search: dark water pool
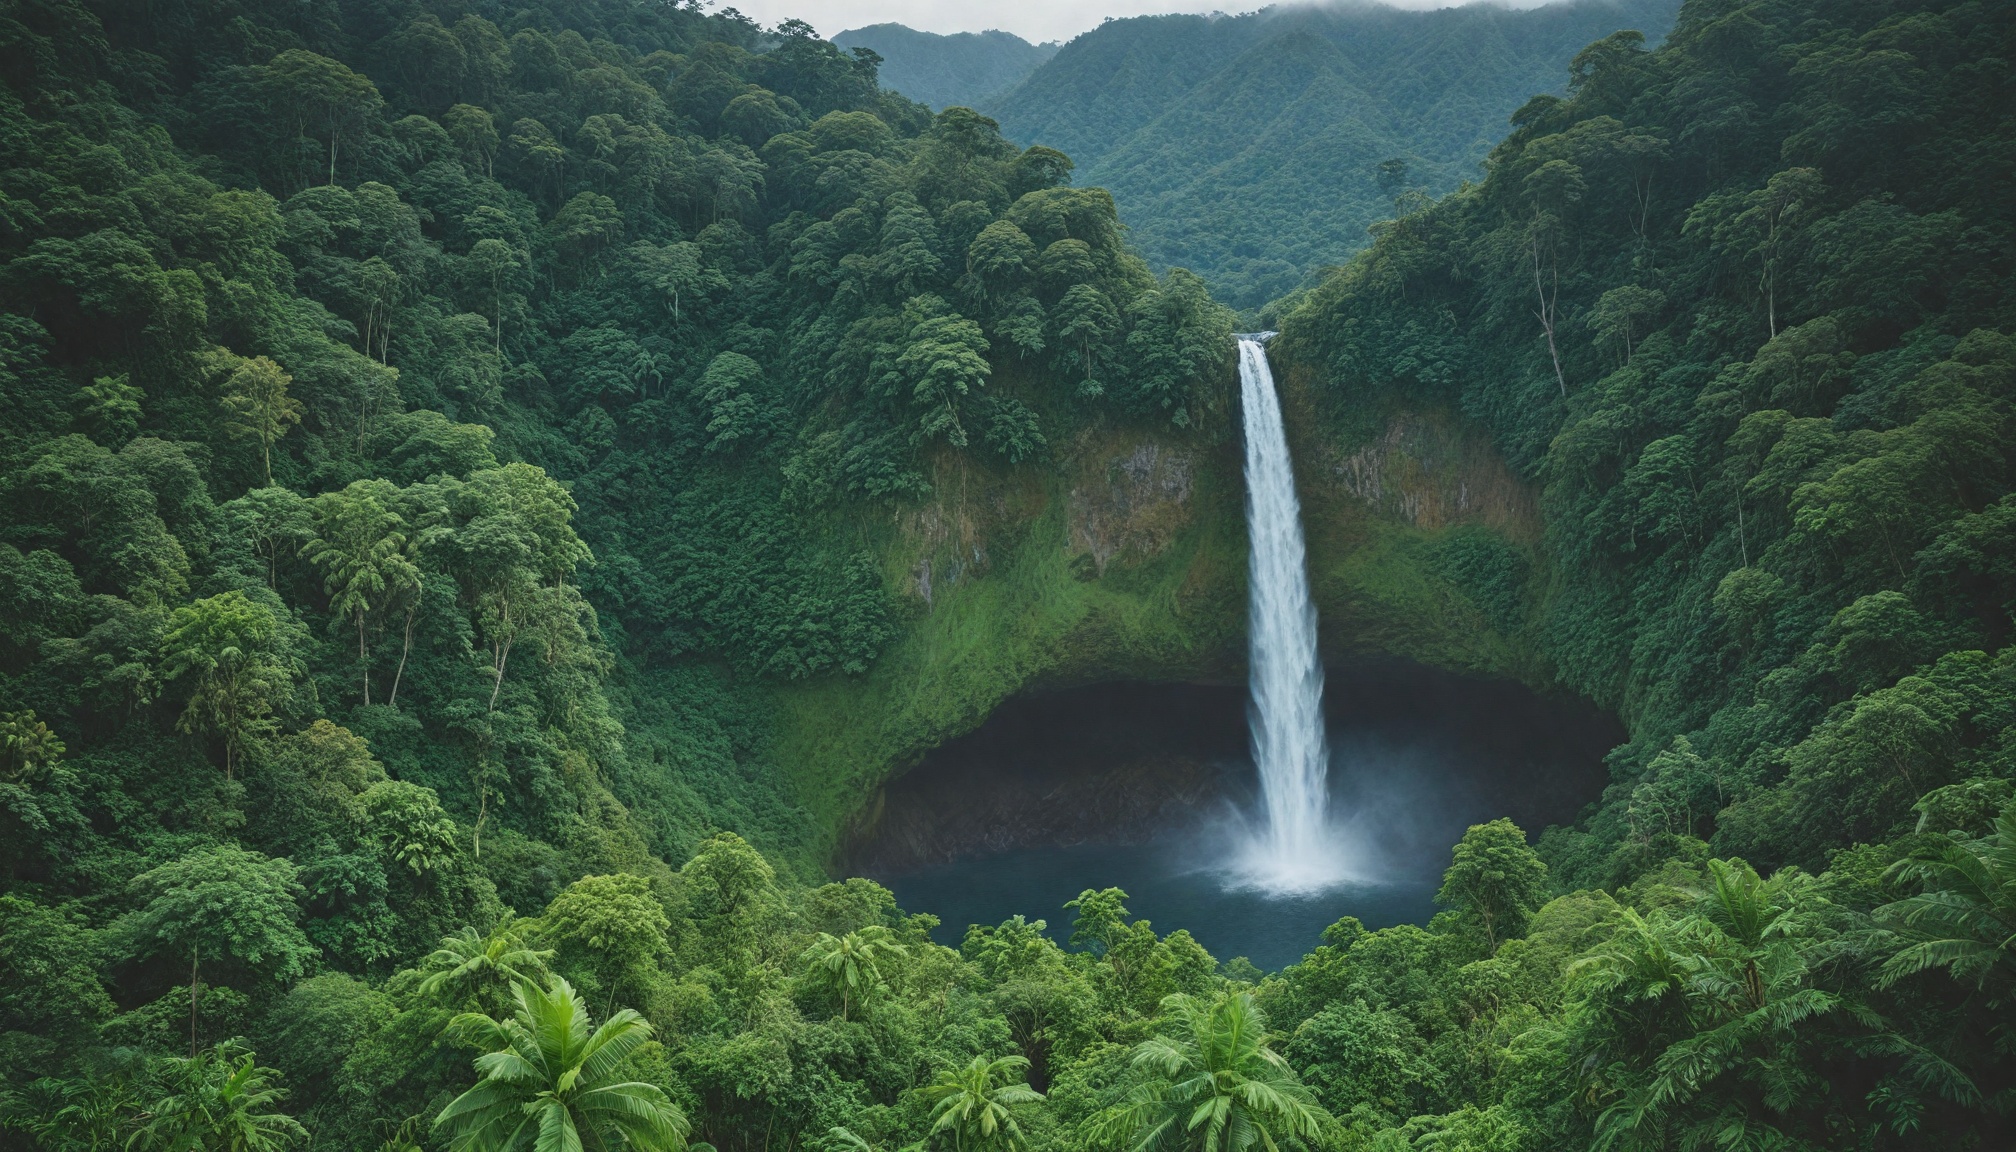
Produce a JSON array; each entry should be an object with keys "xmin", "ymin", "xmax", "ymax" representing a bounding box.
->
[
  {"xmin": 880, "ymin": 839, "xmax": 1438, "ymax": 971},
  {"xmin": 857, "ymin": 660, "xmax": 1622, "ymax": 971}
]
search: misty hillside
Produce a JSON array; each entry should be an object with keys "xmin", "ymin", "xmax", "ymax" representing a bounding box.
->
[
  {"xmin": 833, "ymin": 23, "xmax": 1059, "ymax": 109},
  {"xmin": 986, "ymin": 0, "xmax": 1683, "ymax": 308}
]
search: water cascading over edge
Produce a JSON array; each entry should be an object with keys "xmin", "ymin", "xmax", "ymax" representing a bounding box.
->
[{"xmin": 1233, "ymin": 335, "xmax": 1342, "ymax": 891}]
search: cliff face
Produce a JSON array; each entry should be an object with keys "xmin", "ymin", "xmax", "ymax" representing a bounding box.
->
[{"xmin": 767, "ymin": 355, "xmax": 1554, "ymax": 866}]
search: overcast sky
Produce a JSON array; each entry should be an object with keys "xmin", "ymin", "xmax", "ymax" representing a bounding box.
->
[{"xmin": 727, "ymin": 0, "xmax": 1565, "ymax": 46}]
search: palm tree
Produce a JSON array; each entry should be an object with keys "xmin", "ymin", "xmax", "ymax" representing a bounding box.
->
[
  {"xmin": 129, "ymin": 1041, "xmax": 307, "ymax": 1152},
  {"xmin": 1579, "ymin": 861, "xmax": 1843, "ymax": 1152},
  {"xmin": 800, "ymin": 925, "xmax": 908, "ymax": 1021},
  {"xmin": 417, "ymin": 921, "xmax": 554, "ymax": 1009},
  {"xmin": 1879, "ymin": 798, "xmax": 2016, "ymax": 1002},
  {"xmin": 433, "ymin": 978, "xmax": 689, "ymax": 1152},
  {"xmin": 1569, "ymin": 859, "xmax": 1977, "ymax": 1152},
  {"xmin": 922, "ymin": 1056, "xmax": 1043, "ymax": 1152},
  {"xmin": 1091, "ymin": 992, "xmax": 1328, "ymax": 1152}
]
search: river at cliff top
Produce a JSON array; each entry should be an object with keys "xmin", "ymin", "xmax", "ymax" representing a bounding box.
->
[{"xmin": 854, "ymin": 662, "xmax": 1622, "ymax": 971}]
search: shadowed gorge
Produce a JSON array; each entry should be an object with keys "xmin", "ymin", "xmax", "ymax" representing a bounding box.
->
[{"xmin": 851, "ymin": 663, "xmax": 1621, "ymax": 878}]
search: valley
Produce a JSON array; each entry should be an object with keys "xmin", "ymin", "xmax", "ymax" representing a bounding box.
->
[{"xmin": 1, "ymin": 0, "xmax": 2013, "ymax": 1150}]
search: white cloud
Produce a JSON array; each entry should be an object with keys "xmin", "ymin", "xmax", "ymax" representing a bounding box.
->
[{"xmin": 727, "ymin": 0, "xmax": 1562, "ymax": 47}]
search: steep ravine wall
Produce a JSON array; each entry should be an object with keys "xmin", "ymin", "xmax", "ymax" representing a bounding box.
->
[
  {"xmin": 1278, "ymin": 359, "xmax": 1553, "ymax": 683},
  {"xmin": 766, "ymin": 355, "xmax": 1557, "ymax": 867}
]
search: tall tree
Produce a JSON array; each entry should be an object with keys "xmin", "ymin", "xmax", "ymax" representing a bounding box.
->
[
  {"xmin": 157, "ymin": 591, "xmax": 291, "ymax": 777},
  {"xmin": 1435, "ymin": 819, "xmax": 1549, "ymax": 952},
  {"xmin": 302, "ymin": 482, "xmax": 421, "ymax": 707},
  {"xmin": 219, "ymin": 357, "xmax": 304, "ymax": 486},
  {"xmin": 799, "ymin": 926, "xmax": 908, "ymax": 1021},
  {"xmin": 442, "ymin": 464, "xmax": 591, "ymax": 709},
  {"xmin": 257, "ymin": 50, "xmax": 384, "ymax": 189}
]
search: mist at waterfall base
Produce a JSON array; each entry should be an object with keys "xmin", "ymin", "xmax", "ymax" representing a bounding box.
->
[{"xmin": 864, "ymin": 668, "xmax": 1620, "ymax": 971}]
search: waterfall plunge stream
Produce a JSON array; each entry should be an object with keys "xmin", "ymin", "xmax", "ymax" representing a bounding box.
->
[{"xmin": 1232, "ymin": 335, "xmax": 1348, "ymax": 892}]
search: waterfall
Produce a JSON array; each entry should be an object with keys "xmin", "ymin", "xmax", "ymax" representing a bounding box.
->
[{"xmin": 1233, "ymin": 335, "xmax": 1340, "ymax": 891}]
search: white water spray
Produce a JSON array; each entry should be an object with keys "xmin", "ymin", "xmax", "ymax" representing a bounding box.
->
[{"xmin": 1231, "ymin": 335, "xmax": 1345, "ymax": 891}]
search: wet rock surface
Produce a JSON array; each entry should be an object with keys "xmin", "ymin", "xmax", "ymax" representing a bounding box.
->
[{"xmin": 1067, "ymin": 439, "xmax": 1198, "ymax": 576}]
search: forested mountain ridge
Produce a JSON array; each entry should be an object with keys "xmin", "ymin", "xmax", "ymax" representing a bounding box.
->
[
  {"xmin": 986, "ymin": 0, "xmax": 1683, "ymax": 308},
  {"xmin": 832, "ymin": 24, "xmax": 1059, "ymax": 110},
  {"xmin": 3, "ymin": 0, "xmax": 2016, "ymax": 1149}
]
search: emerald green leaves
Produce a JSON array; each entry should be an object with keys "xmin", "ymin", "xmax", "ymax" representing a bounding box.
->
[
  {"xmin": 434, "ymin": 978, "xmax": 689, "ymax": 1152},
  {"xmin": 799, "ymin": 926, "xmax": 908, "ymax": 1022},
  {"xmin": 540, "ymin": 875, "xmax": 669, "ymax": 1008},
  {"xmin": 158, "ymin": 591, "xmax": 293, "ymax": 778},
  {"xmin": 1435, "ymin": 821, "xmax": 1550, "ymax": 953},
  {"xmin": 923, "ymin": 1055, "xmax": 1043, "ymax": 1152},
  {"xmin": 115, "ymin": 846, "xmax": 317, "ymax": 988},
  {"xmin": 418, "ymin": 922, "xmax": 554, "ymax": 1010},
  {"xmin": 1878, "ymin": 795, "xmax": 2016, "ymax": 1002},
  {"xmin": 358, "ymin": 781, "xmax": 458, "ymax": 876},
  {"xmin": 1091, "ymin": 992, "xmax": 1327, "ymax": 1152},
  {"xmin": 129, "ymin": 1041, "xmax": 309, "ymax": 1152}
]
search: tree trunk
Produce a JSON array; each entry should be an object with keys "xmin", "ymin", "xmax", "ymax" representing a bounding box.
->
[
  {"xmin": 190, "ymin": 945, "xmax": 201, "ymax": 1059},
  {"xmin": 388, "ymin": 607, "xmax": 415, "ymax": 707},
  {"xmin": 1532, "ymin": 237, "xmax": 1567, "ymax": 398},
  {"xmin": 489, "ymin": 595, "xmax": 514, "ymax": 709},
  {"xmin": 490, "ymin": 634, "xmax": 512, "ymax": 710},
  {"xmin": 224, "ymin": 685, "xmax": 237, "ymax": 780}
]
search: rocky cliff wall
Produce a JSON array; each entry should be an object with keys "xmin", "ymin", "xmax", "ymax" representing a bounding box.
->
[{"xmin": 764, "ymin": 355, "xmax": 1557, "ymax": 866}]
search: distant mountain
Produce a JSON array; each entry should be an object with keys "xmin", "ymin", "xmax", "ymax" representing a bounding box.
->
[
  {"xmin": 833, "ymin": 24, "xmax": 1059, "ymax": 110},
  {"xmin": 984, "ymin": 0, "xmax": 1682, "ymax": 309}
]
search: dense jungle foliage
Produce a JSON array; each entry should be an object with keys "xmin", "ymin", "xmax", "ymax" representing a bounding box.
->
[
  {"xmin": 3, "ymin": 0, "xmax": 2016, "ymax": 1150},
  {"xmin": 1272, "ymin": 0, "xmax": 2016, "ymax": 1143},
  {"xmin": 830, "ymin": 25, "xmax": 1056, "ymax": 112},
  {"xmin": 984, "ymin": 0, "xmax": 1683, "ymax": 309}
]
